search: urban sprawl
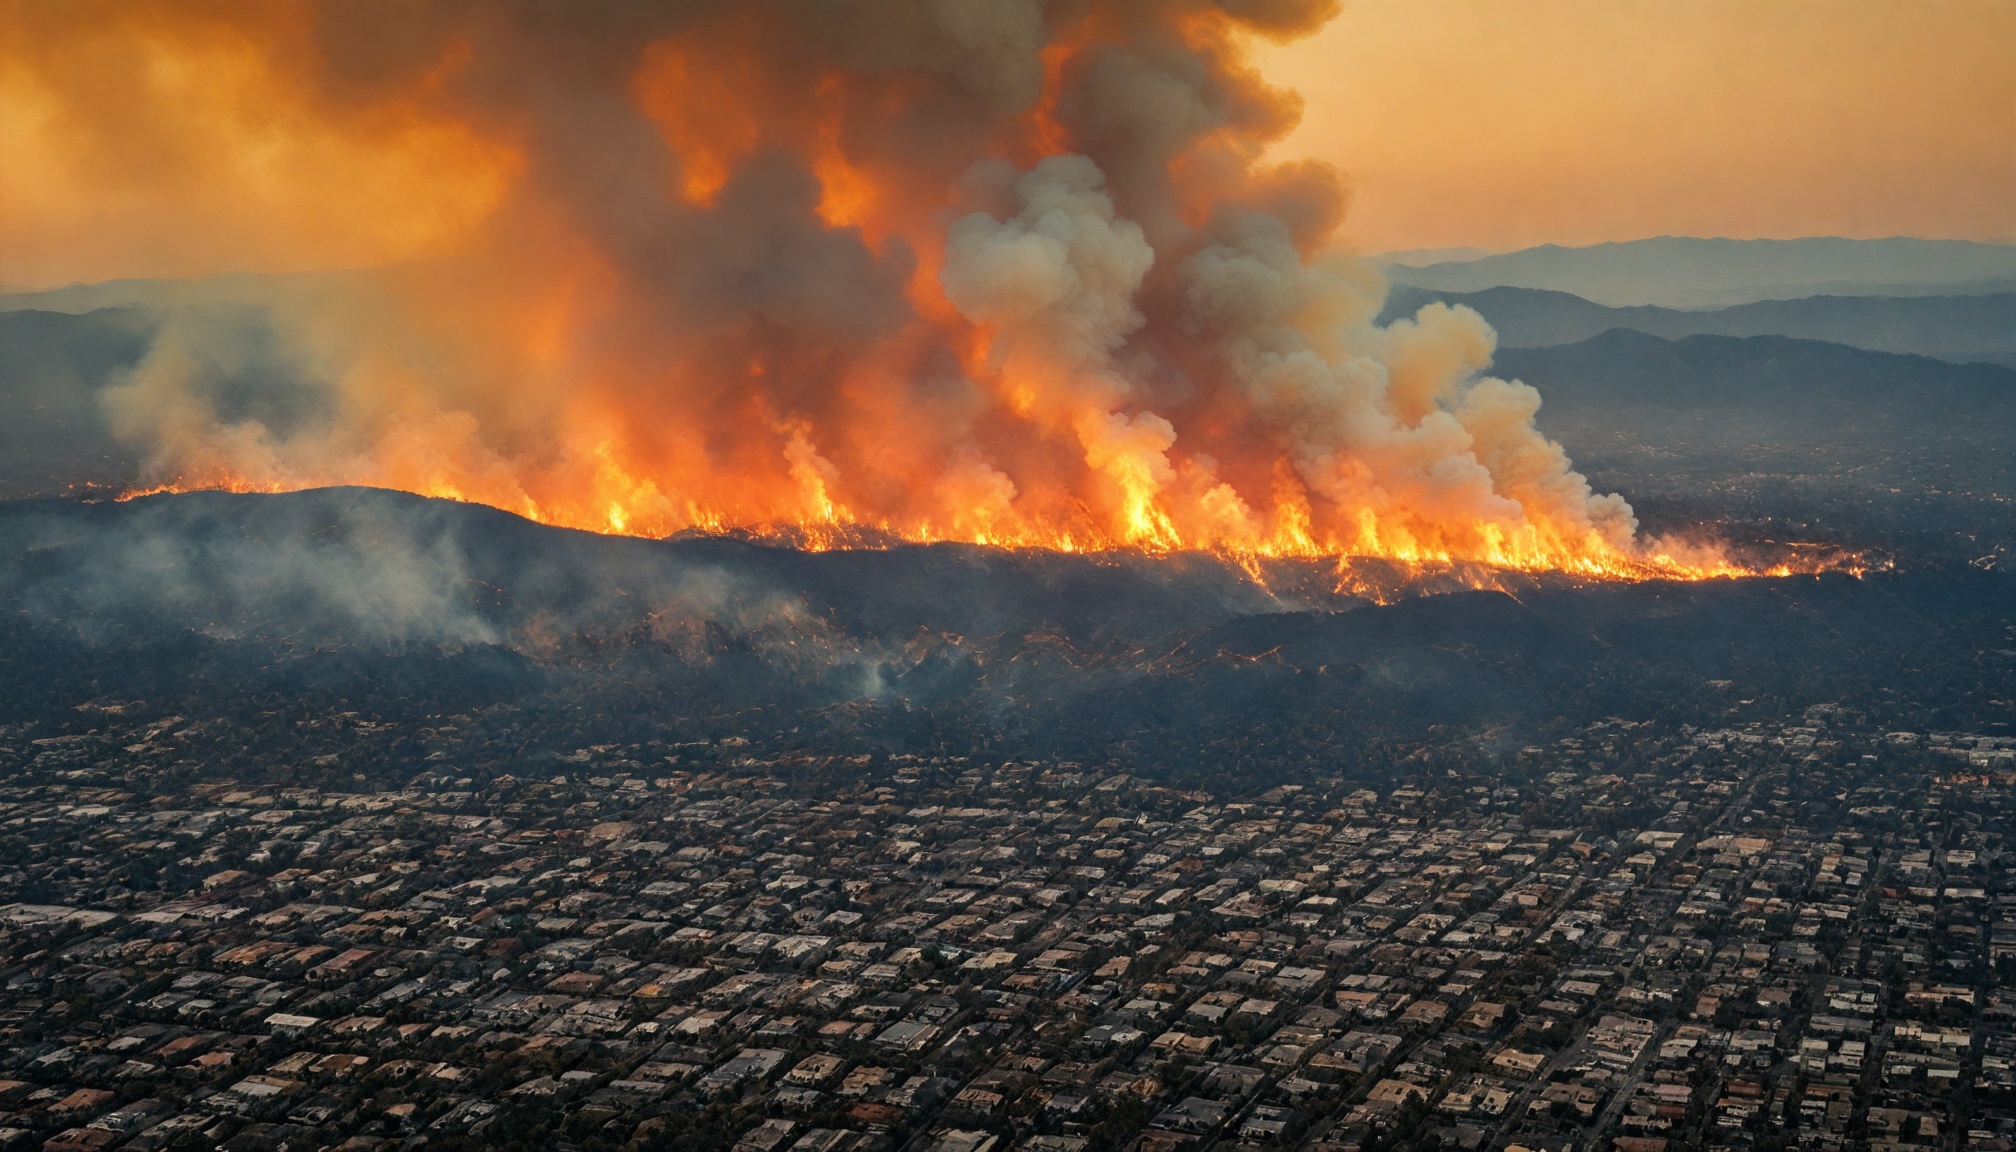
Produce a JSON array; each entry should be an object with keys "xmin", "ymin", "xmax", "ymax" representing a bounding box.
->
[{"xmin": 0, "ymin": 708, "xmax": 2012, "ymax": 1152}]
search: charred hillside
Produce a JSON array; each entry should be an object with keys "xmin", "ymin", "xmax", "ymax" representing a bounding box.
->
[{"xmin": 0, "ymin": 488, "xmax": 2008, "ymax": 779}]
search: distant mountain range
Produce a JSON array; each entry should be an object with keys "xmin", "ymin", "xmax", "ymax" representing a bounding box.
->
[
  {"xmin": 1383, "ymin": 285, "xmax": 2016, "ymax": 367},
  {"xmin": 12, "ymin": 237, "xmax": 2015, "ymax": 316},
  {"xmin": 0, "ymin": 308, "xmax": 152, "ymax": 497},
  {"xmin": 1508, "ymin": 329, "xmax": 2016, "ymax": 486},
  {"xmin": 1501, "ymin": 330, "xmax": 2016, "ymax": 560},
  {"xmin": 0, "ymin": 268, "xmax": 382, "ymax": 316},
  {"xmin": 1371, "ymin": 246, "xmax": 1500, "ymax": 268},
  {"xmin": 1383, "ymin": 236, "xmax": 2016, "ymax": 308}
]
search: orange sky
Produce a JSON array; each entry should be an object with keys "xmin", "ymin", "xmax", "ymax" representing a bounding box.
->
[
  {"xmin": 0, "ymin": 4, "xmax": 518, "ymax": 290},
  {"xmin": 1255, "ymin": 0, "xmax": 2016, "ymax": 254},
  {"xmin": 1, "ymin": 0, "xmax": 2011, "ymax": 289}
]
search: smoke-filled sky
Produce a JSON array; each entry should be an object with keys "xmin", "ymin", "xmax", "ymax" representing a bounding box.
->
[
  {"xmin": 1258, "ymin": 0, "xmax": 2016, "ymax": 254},
  {"xmin": 2, "ymin": 0, "xmax": 2008, "ymax": 289},
  {"xmin": 0, "ymin": 1, "xmax": 1913, "ymax": 579}
]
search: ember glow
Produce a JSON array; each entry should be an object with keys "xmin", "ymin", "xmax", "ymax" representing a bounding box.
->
[{"xmin": 16, "ymin": 2, "xmax": 1852, "ymax": 582}]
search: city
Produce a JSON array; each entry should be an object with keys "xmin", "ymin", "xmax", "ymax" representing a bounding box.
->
[{"xmin": 0, "ymin": 707, "xmax": 2008, "ymax": 1152}]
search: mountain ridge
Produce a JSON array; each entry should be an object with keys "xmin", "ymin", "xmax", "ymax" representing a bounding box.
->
[
  {"xmin": 1385, "ymin": 236, "xmax": 2016, "ymax": 307},
  {"xmin": 1382, "ymin": 284, "xmax": 2016, "ymax": 366}
]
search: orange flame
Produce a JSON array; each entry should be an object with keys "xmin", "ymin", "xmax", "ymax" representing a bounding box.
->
[
  {"xmin": 114, "ymin": 467, "xmax": 1870, "ymax": 591},
  {"xmin": 25, "ymin": 2, "xmax": 1865, "ymax": 588}
]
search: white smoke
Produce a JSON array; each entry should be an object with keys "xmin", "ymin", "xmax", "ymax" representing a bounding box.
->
[{"xmin": 1181, "ymin": 210, "xmax": 1638, "ymax": 554}]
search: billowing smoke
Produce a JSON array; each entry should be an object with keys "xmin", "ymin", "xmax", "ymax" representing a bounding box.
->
[{"xmin": 12, "ymin": 0, "xmax": 1693, "ymax": 573}]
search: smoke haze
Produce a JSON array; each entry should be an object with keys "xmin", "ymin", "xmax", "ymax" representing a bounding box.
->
[{"xmin": 5, "ymin": 0, "xmax": 1737, "ymax": 575}]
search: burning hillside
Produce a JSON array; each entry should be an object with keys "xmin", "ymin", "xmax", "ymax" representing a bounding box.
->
[
  {"xmin": 13, "ymin": 1, "xmax": 1841, "ymax": 579},
  {"xmin": 0, "ymin": 490, "xmax": 1994, "ymax": 758}
]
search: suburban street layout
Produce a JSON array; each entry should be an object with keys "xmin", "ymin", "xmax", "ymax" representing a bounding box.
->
[{"xmin": 0, "ymin": 709, "xmax": 2005, "ymax": 1152}]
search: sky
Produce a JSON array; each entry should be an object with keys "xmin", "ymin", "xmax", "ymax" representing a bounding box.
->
[
  {"xmin": 1255, "ymin": 0, "xmax": 2016, "ymax": 255},
  {"xmin": 1, "ymin": 0, "xmax": 2011, "ymax": 289}
]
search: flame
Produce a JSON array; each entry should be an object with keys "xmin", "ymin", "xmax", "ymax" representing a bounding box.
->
[
  {"xmin": 27, "ymin": 2, "xmax": 1867, "ymax": 589},
  {"xmin": 115, "ymin": 465, "xmax": 1869, "ymax": 591}
]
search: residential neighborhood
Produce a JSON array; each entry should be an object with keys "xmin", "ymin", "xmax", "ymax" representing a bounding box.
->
[{"xmin": 0, "ymin": 706, "xmax": 2009, "ymax": 1152}]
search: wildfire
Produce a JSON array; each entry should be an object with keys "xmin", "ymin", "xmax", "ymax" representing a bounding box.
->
[
  {"xmin": 115, "ymin": 469, "xmax": 1869, "ymax": 593},
  {"xmin": 30, "ymin": 1, "xmax": 1867, "ymax": 591}
]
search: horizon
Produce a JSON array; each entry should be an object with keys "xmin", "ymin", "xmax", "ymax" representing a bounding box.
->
[
  {"xmin": 7, "ymin": 4, "xmax": 2013, "ymax": 288},
  {"xmin": 6, "ymin": 233, "xmax": 2015, "ymax": 299}
]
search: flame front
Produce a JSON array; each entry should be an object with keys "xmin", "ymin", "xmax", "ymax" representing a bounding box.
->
[{"xmin": 14, "ymin": 2, "xmax": 1852, "ymax": 585}]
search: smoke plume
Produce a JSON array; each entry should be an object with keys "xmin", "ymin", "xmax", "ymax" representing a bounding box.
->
[{"xmin": 9, "ymin": 0, "xmax": 1710, "ymax": 574}]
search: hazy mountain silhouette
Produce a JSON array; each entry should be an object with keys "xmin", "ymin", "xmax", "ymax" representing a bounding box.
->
[
  {"xmin": 1386, "ymin": 237, "xmax": 2016, "ymax": 308},
  {"xmin": 0, "ymin": 308, "xmax": 153, "ymax": 496},
  {"xmin": 0, "ymin": 268, "xmax": 385, "ymax": 316},
  {"xmin": 1502, "ymin": 330, "xmax": 2016, "ymax": 561},
  {"xmin": 1383, "ymin": 285, "xmax": 2016, "ymax": 367}
]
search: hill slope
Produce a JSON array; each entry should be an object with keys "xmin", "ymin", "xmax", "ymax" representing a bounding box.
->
[
  {"xmin": 1501, "ymin": 330, "xmax": 2016, "ymax": 558},
  {"xmin": 0, "ymin": 489, "xmax": 2007, "ymax": 770}
]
